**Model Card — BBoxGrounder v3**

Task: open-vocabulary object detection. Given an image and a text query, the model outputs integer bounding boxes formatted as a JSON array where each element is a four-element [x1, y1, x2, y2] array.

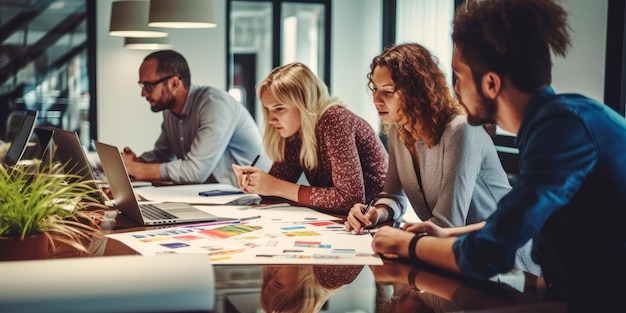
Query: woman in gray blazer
[[344, 43, 539, 276]]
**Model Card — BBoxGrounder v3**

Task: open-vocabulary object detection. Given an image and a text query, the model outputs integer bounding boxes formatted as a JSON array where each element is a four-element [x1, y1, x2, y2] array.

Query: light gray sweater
[[377, 115, 511, 227], [376, 115, 541, 276]]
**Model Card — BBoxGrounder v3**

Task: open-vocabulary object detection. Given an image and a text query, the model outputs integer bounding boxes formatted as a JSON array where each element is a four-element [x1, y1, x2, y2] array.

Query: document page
[[135, 184, 261, 205], [107, 220, 382, 265]]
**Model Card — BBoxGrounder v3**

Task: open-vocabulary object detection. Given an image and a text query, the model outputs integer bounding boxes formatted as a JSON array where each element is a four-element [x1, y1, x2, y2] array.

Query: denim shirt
[[453, 86, 626, 300]]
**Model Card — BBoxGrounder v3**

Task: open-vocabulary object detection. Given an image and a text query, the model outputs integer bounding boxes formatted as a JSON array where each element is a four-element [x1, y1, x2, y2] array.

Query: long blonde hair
[[257, 62, 345, 170], [260, 266, 333, 313]]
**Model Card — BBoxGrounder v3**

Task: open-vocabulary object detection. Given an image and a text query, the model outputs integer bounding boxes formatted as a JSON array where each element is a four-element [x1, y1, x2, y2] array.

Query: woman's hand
[[232, 165, 301, 201], [344, 203, 379, 234], [232, 164, 278, 195], [232, 164, 250, 190]]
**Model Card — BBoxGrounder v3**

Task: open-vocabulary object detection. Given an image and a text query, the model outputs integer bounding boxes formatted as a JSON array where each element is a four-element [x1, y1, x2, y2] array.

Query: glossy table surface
[[47, 209, 566, 313]]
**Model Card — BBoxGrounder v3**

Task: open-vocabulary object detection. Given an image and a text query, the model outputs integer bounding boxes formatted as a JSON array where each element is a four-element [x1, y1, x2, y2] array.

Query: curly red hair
[[367, 43, 464, 149]]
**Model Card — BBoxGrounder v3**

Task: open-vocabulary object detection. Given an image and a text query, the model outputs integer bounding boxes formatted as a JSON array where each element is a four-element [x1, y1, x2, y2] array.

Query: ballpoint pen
[[362, 199, 374, 230], [250, 154, 260, 167], [240, 215, 261, 221], [241, 154, 260, 188], [198, 189, 245, 196], [363, 199, 374, 215]]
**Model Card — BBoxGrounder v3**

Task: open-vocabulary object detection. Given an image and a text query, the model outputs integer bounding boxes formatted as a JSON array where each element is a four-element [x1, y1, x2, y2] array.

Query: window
[[0, 0, 96, 145], [227, 0, 330, 124]]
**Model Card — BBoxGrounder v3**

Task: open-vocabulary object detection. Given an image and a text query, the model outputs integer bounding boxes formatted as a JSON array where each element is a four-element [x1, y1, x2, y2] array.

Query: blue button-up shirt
[[453, 86, 626, 302], [139, 85, 271, 185]]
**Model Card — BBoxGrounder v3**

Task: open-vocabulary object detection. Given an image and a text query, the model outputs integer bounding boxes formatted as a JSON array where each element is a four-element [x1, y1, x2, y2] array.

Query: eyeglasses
[[138, 75, 176, 93]]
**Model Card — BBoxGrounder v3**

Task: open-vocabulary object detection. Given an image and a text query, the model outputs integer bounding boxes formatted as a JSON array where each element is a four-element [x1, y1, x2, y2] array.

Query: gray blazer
[[377, 115, 511, 227], [376, 115, 541, 276]]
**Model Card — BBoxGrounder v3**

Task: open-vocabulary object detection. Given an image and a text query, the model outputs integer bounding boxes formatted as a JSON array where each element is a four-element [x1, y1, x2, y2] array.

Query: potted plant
[[0, 154, 106, 261]]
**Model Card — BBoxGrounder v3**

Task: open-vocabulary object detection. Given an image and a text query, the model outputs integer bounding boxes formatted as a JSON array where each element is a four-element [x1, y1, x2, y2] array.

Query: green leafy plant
[[0, 158, 106, 254]]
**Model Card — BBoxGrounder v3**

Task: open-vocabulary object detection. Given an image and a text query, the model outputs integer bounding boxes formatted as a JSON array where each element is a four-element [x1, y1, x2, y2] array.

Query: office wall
[[96, 0, 227, 153], [552, 0, 607, 103], [96, 0, 607, 153], [96, 0, 381, 153], [331, 0, 382, 134]]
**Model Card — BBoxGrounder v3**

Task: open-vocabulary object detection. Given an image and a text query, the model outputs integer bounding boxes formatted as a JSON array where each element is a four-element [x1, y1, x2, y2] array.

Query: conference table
[[43, 204, 568, 313]]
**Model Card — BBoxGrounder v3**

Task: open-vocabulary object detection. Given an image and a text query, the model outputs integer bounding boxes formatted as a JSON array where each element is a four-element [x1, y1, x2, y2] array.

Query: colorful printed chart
[[106, 221, 382, 265]]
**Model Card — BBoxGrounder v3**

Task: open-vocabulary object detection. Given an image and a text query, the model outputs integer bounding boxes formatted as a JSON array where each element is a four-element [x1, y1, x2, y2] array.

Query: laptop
[[9, 126, 55, 164], [4, 110, 38, 167], [94, 140, 219, 225], [49, 128, 105, 204]]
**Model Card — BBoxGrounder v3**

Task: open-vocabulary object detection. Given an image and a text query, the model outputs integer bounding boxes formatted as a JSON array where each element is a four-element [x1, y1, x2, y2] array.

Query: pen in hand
[[250, 154, 260, 167], [362, 199, 374, 229], [242, 154, 260, 189]]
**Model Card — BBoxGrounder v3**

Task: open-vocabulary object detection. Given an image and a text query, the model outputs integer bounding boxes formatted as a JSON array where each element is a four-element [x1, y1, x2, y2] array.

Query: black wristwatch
[[408, 232, 429, 261]]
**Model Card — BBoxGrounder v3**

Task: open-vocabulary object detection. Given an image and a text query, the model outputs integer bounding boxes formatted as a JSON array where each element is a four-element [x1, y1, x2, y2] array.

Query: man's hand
[[121, 147, 142, 163], [403, 220, 449, 237], [371, 226, 415, 259]]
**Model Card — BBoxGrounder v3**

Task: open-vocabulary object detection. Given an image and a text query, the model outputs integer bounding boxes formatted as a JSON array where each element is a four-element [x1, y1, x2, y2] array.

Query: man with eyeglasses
[[122, 50, 269, 186]]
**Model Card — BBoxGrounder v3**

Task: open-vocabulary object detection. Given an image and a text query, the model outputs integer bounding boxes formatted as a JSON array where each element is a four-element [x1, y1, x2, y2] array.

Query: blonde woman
[[260, 265, 363, 313], [233, 62, 387, 214]]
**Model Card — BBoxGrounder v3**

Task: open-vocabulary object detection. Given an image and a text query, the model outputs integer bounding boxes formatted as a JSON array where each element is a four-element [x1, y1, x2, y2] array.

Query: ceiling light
[[148, 0, 217, 28], [109, 0, 168, 38], [124, 37, 173, 50]]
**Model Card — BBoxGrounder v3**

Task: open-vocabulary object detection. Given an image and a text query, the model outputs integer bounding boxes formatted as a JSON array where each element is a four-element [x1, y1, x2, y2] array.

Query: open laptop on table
[[49, 128, 105, 204], [94, 140, 219, 225], [32, 127, 54, 161], [3, 110, 38, 167]]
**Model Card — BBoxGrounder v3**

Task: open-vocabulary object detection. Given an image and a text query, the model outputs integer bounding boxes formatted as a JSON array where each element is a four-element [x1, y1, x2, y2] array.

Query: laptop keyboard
[[140, 204, 178, 220]]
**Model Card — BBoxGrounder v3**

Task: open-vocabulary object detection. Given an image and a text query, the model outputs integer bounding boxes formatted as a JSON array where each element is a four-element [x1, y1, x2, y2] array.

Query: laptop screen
[[50, 128, 105, 204], [4, 110, 38, 167]]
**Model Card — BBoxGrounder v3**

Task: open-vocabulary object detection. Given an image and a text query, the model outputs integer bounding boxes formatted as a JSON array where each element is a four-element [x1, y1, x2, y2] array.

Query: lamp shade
[[124, 37, 173, 50], [148, 0, 217, 28], [109, 1, 168, 37]]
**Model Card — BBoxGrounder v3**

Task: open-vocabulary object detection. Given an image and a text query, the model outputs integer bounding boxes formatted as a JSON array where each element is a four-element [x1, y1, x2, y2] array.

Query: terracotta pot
[[0, 234, 51, 261]]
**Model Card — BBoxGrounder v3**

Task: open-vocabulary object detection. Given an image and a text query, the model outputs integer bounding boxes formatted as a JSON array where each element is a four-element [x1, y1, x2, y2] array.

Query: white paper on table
[[135, 184, 260, 205], [194, 204, 340, 223], [106, 221, 382, 265]]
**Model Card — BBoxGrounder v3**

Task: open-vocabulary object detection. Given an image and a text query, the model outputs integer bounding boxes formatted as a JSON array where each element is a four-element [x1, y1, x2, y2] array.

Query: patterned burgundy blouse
[[314, 265, 364, 289], [269, 106, 388, 214]]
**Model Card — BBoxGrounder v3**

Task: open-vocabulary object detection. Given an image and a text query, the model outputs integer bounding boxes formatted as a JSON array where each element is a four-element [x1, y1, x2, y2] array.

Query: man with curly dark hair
[[372, 0, 626, 310]]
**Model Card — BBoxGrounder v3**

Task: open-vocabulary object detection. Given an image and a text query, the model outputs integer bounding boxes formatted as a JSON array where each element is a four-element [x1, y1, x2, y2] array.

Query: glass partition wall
[[0, 0, 95, 146], [227, 0, 330, 126]]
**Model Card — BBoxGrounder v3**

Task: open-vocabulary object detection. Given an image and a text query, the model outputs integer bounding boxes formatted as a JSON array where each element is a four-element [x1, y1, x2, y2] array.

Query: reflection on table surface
[[34, 205, 567, 313], [48, 209, 566, 313]]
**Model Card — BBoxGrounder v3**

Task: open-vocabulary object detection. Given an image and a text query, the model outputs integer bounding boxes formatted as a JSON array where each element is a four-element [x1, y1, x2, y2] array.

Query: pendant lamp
[[148, 0, 217, 28], [124, 37, 173, 50], [109, 1, 168, 37]]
